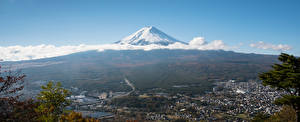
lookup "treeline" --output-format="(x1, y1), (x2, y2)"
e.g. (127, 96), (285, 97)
(0, 66), (99, 122)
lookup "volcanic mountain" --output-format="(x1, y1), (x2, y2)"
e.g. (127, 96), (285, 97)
(115, 26), (186, 46)
(0, 26), (279, 95)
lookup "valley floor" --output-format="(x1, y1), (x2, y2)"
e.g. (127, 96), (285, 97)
(67, 80), (284, 121)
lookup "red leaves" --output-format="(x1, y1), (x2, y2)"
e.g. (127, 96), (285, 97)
(0, 66), (25, 97)
(0, 65), (26, 120)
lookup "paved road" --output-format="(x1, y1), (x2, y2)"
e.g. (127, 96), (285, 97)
(113, 78), (135, 98)
(124, 78), (135, 91)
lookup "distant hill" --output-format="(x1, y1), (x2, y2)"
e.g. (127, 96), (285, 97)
(0, 49), (278, 95)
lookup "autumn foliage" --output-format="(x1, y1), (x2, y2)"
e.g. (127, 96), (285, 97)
(0, 65), (101, 121)
(0, 66), (27, 121)
(60, 111), (100, 122)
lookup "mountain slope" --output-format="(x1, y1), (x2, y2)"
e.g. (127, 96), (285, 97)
(0, 50), (278, 95)
(115, 26), (186, 45)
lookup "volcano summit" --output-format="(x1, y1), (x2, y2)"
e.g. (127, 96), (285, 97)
(115, 26), (186, 46)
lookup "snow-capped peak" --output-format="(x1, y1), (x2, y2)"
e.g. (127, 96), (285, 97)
(115, 26), (186, 46)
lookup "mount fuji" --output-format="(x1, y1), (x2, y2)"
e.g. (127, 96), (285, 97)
(115, 26), (187, 46)
(0, 26), (279, 96)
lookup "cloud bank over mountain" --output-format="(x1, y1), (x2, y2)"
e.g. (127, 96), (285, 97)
(0, 38), (228, 61)
(0, 39), (293, 61)
(250, 41), (292, 51)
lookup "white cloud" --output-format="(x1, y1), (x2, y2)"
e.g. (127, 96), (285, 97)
(0, 38), (228, 61)
(189, 37), (206, 46)
(250, 41), (291, 51)
(188, 37), (227, 50)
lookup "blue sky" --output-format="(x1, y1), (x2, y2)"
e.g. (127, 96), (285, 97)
(0, 0), (299, 56)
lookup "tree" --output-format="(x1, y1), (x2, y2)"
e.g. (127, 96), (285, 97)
(267, 105), (296, 122)
(35, 81), (71, 121)
(252, 112), (269, 122)
(60, 111), (100, 122)
(259, 53), (300, 121)
(0, 65), (26, 121)
(9, 99), (39, 121)
(252, 105), (296, 122)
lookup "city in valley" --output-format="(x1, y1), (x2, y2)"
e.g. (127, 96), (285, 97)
(67, 78), (285, 121)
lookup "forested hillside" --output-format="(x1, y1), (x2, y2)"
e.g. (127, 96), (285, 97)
(1, 50), (278, 94)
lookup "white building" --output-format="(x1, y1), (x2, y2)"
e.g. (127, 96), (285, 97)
(98, 92), (108, 99)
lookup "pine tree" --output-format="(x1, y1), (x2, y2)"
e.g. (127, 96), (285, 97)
(259, 53), (300, 122)
(35, 81), (71, 121)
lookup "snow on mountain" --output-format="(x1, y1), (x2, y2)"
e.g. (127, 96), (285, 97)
(115, 26), (187, 46)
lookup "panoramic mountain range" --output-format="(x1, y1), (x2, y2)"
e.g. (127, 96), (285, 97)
(0, 26), (279, 95)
